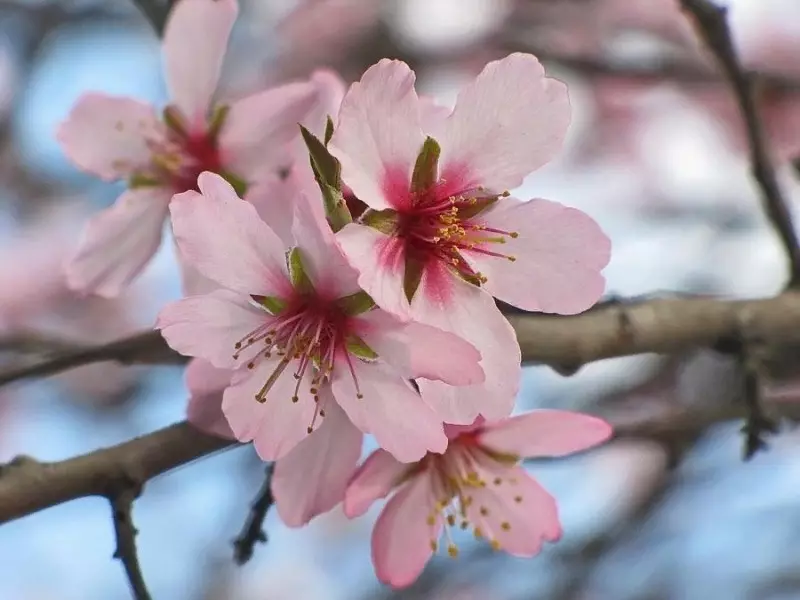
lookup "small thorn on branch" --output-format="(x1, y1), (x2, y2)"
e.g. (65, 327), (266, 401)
(737, 339), (778, 461)
(680, 0), (800, 288)
(109, 486), (151, 600)
(233, 464), (275, 566)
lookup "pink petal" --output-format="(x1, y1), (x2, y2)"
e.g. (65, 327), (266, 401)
(344, 449), (410, 518)
(372, 471), (441, 589)
(244, 170), (310, 248)
(185, 358), (234, 438)
(419, 95), (451, 139)
(178, 254), (220, 296)
(218, 80), (319, 181)
(477, 410), (612, 459)
(65, 187), (171, 297)
(328, 59), (424, 211)
(353, 310), (484, 386)
(332, 357), (447, 463)
(156, 288), (266, 369)
(438, 53), (570, 192)
(57, 93), (162, 181)
(466, 465), (561, 557)
(291, 181), (361, 299)
(272, 400), (363, 527)
(337, 224), (411, 319)
(468, 198), (610, 314)
(410, 262), (520, 423)
(162, 0), (238, 127)
(170, 173), (292, 296)
(222, 358), (317, 461)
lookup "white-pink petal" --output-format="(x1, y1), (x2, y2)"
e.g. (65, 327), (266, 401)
(354, 310), (484, 386)
(162, 0), (238, 127)
(438, 53), (570, 193)
(337, 224), (411, 320)
(185, 358), (234, 439)
(272, 399), (363, 527)
(218, 80), (319, 181)
(467, 198), (610, 314)
(156, 288), (266, 369)
(328, 59), (424, 211)
(65, 187), (171, 297)
(332, 358), (447, 463)
(343, 449), (410, 518)
(372, 472), (441, 589)
(170, 173), (292, 297)
(411, 262), (520, 424)
(478, 410), (612, 459)
(57, 93), (162, 181)
(222, 358), (317, 461)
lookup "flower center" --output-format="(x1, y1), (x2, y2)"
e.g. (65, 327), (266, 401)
(400, 187), (518, 286)
(232, 295), (365, 434)
(422, 435), (521, 558)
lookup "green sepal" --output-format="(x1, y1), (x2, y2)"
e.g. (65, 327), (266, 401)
(410, 136), (441, 193)
(300, 125), (352, 232)
(288, 247), (314, 294)
(163, 105), (188, 138)
(324, 115), (335, 146)
(219, 170), (248, 198)
(129, 173), (162, 189)
(206, 104), (230, 142)
(360, 208), (398, 235)
(335, 290), (375, 316)
(251, 294), (287, 315)
(403, 255), (425, 303)
(346, 335), (379, 360)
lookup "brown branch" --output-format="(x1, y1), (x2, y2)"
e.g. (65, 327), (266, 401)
(0, 421), (235, 523)
(5, 293), (800, 385)
(680, 0), (800, 286)
(110, 487), (151, 600)
(232, 464), (275, 566)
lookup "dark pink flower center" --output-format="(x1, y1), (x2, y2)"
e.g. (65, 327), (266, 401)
(419, 432), (521, 557)
(232, 294), (363, 433)
(397, 185), (518, 285)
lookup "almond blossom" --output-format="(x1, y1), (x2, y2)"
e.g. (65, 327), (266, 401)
(58, 0), (331, 297)
(344, 410), (613, 589)
(157, 172), (485, 463)
(184, 358), (363, 527)
(328, 54), (611, 423)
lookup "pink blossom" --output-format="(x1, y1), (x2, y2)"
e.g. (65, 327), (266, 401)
(58, 0), (336, 297)
(328, 54), (610, 423)
(184, 358), (363, 527)
(157, 172), (484, 463)
(344, 410), (613, 589)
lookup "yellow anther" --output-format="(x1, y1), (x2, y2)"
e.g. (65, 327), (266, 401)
(509, 231), (519, 238)
(460, 521), (469, 530)
(447, 544), (459, 558)
(493, 477), (502, 485)
(291, 396), (299, 403)
(356, 393), (364, 399)
(247, 362), (255, 369)
(507, 256), (517, 262)
(430, 540), (438, 552)
(234, 342), (242, 349)
(446, 515), (456, 527)
(501, 522), (511, 531)
(306, 426), (313, 434)
(480, 506), (489, 516)
(474, 527), (484, 539)
(426, 515), (436, 526)
(514, 495), (523, 503)
(490, 540), (501, 551)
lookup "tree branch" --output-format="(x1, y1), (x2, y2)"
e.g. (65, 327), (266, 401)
(4, 293), (800, 385)
(110, 487), (151, 600)
(232, 465), (275, 566)
(680, 0), (800, 286)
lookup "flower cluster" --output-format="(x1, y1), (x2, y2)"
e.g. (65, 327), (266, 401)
(61, 0), (614, 588)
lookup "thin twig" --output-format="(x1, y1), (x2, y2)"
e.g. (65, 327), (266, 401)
(110, 488), (151, 600)
(680, 0), (800, 286)
(233, 465), (276, 566)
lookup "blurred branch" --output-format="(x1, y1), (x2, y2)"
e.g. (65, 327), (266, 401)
(5, 293), (800, 384)
(232, 464), (275, 566)
(0, 421), (235, 523)
(131, 0), (173, 35)
(111, 487), (151, 600)
(680, 0), (800, 286)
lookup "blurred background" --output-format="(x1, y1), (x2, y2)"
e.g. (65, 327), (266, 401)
(1, 0), (800, 598)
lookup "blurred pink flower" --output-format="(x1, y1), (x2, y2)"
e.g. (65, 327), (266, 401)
(158, 172), (484, 462)
(58, 0), (335, 297)
(330, 54), (610, 423)
(345, 411), (613, 589)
